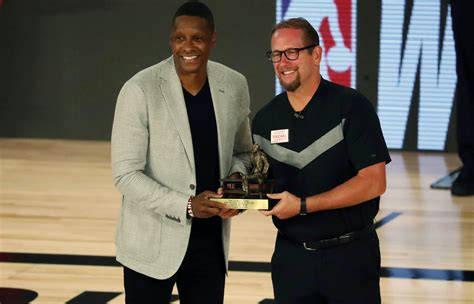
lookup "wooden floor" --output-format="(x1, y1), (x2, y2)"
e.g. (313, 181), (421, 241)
(0, 138), (473, 303)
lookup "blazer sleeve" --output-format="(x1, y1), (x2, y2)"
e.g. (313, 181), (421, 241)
(111, 80), (189, 224)
(229, 76), (252, 175)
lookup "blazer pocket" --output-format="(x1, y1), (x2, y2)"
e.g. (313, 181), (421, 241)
(119, 201), (162, 262)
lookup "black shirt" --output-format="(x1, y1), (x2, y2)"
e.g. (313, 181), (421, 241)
(252, 78), (391, 242)
(183, 79), (221, 238)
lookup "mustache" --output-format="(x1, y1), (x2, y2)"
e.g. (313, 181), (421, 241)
(278, 67), (298, 73)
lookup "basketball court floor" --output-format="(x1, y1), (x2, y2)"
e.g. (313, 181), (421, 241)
(0, 138), (472, 303)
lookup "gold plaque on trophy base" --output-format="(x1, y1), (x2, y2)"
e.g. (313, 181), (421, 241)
(213, 198), (269, 210)
(217, 177), (273, 210)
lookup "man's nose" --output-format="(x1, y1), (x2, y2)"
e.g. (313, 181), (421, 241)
(183, 38), (195, 49)
(279, 54), (293, 65)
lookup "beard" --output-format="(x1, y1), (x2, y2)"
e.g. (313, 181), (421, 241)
(278, 73), (301, 92)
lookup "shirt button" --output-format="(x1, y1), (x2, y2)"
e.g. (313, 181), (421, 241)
(189, 184), (195, 190)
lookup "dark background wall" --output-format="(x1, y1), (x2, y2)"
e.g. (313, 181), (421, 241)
(0, 0), (275, 140)
(0, 0), (457, 151)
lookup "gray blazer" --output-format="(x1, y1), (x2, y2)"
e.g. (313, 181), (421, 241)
(111, 56), (252, 279)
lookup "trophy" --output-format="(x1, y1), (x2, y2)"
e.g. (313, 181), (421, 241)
(214, 144), (274, 210)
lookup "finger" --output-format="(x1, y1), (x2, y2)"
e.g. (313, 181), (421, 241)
(260, 210), (272, 216)
(220, 209), (239, 218)
(223, 208), (238, 214)
(207, 193), (224, 200)
(194, 209), (210, 218)
(207, 200), (227, 210)
(203, 191), (221, 199)
(266, 193), (282, 199)
(229, 210), (240, 217)
(200, 190), (220, 200)
(203, 206), (221, 216)
(217, 187), (223, 195)
(219, 209), (232, 216)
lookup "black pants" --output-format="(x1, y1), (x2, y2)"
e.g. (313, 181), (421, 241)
(123, 223), (226, 304)
(451, 0), (474, 177)
(271, 231), (381, 304)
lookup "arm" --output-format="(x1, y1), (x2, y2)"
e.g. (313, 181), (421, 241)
(111, 81), (193, 223)
(263, 162), (387, 219)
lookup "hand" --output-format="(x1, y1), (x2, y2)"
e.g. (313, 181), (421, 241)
(228, 172), (242, 180)
(260, 191), (300, 220)
(216, 187), (240, 218)
(218, 208), (240, 219)
(191, 190), (226, 218)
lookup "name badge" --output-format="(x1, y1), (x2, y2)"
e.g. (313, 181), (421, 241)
(271, 129), (289, 144)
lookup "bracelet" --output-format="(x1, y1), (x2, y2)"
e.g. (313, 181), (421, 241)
(187, 196), (195, 218)
(299, 196), (307, 216)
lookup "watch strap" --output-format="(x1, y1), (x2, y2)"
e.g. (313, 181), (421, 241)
(300, 197), (307, 215)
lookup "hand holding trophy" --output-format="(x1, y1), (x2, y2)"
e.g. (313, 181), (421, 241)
(214, 144), (274, 210)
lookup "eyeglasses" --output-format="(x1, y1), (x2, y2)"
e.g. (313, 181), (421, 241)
(266, 44), (317, 63)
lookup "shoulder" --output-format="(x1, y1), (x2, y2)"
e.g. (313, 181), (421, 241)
(208, 60), (247, 83)
(323, 79), (375, 114)
(117, 58), (174, 104)
(325, 79), (365, 101)
(255, 93), (284, 116)
(125, 58), (171, 87)
(253, 93), (286, 127)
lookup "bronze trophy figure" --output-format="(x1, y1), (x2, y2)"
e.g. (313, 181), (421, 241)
(242, 143), (270, 198)
(214, 143), (274, 209)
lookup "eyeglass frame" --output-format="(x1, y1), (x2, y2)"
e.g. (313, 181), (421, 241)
(266, 44), (318, 63)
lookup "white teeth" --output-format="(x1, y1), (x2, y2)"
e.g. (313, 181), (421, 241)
(282, 70), (295, 75)
(183, 56), (198, 60)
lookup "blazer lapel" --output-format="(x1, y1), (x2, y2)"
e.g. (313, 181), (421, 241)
(208, 63), (229, 179)
(159, 57), (195, 168)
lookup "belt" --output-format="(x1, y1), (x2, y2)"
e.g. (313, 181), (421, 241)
(279, 221), (375, 251)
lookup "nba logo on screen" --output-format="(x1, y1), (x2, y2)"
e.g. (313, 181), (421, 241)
(276, 0), (356, 90)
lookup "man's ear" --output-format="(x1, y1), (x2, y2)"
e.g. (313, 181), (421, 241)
(211, 32), (217, 48)
(313, 46), (323, 66)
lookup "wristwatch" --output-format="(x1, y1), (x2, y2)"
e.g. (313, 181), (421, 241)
(299, 197), (307, 215)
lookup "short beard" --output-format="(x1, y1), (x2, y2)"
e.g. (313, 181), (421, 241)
(279, 74), (301, 92)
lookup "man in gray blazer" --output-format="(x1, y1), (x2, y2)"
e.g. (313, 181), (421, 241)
(111, 2), (252, 303)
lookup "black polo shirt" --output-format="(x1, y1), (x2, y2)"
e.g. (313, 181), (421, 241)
(252, 78), (391, 242)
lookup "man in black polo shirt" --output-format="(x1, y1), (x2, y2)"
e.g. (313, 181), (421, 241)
(253, 18), (391, 303)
